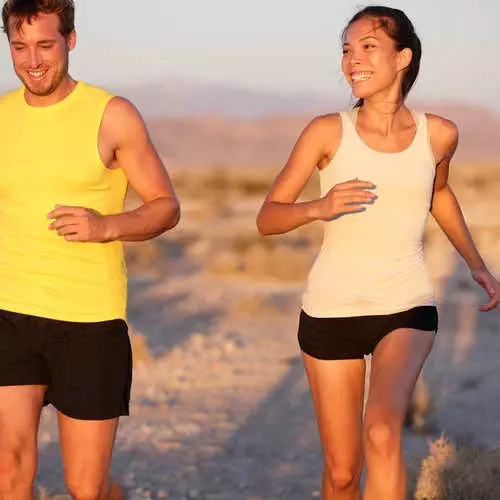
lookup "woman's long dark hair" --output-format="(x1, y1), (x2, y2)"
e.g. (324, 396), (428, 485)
(343, 6), (422, 107)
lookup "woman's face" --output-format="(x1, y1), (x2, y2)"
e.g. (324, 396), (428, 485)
(342, 17), (410, 101)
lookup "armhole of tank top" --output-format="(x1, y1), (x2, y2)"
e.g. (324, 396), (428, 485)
(96, 93), (117, 172)
(318, 112), (346, 173)
(420, 112), (438, 170)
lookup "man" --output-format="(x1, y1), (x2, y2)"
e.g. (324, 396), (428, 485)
(0, 1), (180, 498)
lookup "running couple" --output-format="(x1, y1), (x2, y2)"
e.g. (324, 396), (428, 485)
(0, 1), (499, 500)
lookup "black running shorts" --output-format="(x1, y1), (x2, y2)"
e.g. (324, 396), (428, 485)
(298, 306), (438, 360)
(0, 308), (132, 420)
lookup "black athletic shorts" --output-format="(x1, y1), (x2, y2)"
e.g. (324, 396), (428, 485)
(298, 305), (438, 360)
(0, 308), (132, 420)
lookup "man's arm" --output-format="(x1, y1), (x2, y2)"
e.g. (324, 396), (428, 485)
(103, 96), (180, 241)
(48, 97), (180, 242)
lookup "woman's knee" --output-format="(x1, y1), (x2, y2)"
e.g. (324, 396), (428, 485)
(364, 419), (400, 457)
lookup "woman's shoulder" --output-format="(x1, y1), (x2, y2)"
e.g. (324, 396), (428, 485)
(423, 113), (458, 142)
(301, 112), (346, 159)
(300, 112), (344, 144)
(421, 113), (459, 162)
(308, 111), (343, 129)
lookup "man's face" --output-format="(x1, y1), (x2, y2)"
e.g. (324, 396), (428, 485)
(8, 12), (75, 97)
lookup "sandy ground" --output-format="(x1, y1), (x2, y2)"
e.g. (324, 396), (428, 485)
(35, 165), (500, 499)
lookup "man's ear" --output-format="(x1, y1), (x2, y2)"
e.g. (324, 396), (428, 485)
(67, 29), (76, 51)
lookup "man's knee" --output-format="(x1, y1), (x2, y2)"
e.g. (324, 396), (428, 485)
(66, 478), (124, 500)
(0, 449), (35, 494)
(66, 481), (107, 500)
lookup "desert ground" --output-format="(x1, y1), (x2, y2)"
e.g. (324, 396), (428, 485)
(36, 162), (500, 499)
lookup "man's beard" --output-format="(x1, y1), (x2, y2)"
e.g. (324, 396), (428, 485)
(19, 61), (69, 97)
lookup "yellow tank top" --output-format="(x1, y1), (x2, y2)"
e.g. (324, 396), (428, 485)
(0, 82), (128, 322)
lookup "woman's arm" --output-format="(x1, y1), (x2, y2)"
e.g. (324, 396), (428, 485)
(257, 114), (376, 236)
(429, 115), (499, 311)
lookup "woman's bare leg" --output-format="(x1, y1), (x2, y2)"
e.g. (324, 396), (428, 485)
(302, 352), (366, 499)
(363, 329), (435, 500)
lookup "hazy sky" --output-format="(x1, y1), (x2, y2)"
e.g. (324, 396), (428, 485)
(1, 0), (498, 111)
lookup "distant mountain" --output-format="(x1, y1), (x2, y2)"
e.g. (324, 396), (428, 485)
(113, 78), (341, 119)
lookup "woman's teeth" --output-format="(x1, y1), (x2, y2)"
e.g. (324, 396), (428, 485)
(352, 72), (372, 82)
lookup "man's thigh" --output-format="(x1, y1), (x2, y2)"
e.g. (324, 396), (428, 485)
(58, 413), (119, 495)
(0, 385), (46, 490)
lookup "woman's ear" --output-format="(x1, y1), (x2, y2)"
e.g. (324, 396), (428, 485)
(398, 47), (413, 72)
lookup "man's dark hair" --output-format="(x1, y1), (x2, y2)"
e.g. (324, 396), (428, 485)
(2, 0), (75, 38)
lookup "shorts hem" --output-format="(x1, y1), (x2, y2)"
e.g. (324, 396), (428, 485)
(300, 348), (365, 361)
(48, 398), (130, 421)
(0, 379), (49, 387)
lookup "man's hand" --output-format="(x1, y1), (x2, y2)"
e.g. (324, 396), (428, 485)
(48, 205), (113, 243)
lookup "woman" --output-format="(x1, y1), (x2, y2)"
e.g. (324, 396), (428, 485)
(257, 6), (499, 500)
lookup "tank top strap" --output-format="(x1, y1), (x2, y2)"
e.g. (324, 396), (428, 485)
(339, 109), (360, 144)
(410, 110), (436, 165)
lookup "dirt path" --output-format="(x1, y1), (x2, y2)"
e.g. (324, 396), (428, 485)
(36, 253), (500, 499)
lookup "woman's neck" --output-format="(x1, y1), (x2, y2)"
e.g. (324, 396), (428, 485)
(357, 98), (411, 136)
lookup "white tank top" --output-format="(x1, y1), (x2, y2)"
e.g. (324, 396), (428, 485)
(302, 108), (437, 318)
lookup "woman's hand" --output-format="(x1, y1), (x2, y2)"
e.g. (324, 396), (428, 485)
(314, 178), (377, 221)
(471, 269), (500, 311)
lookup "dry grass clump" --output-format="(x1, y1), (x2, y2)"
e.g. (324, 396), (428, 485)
(170, 165), (277, 200)
(449, 164), (500, 198)
(241, 241), (313, 282)
(170, 163), (320, 201)
(207, 234), (314, 282)
(413, 436), (500, 499)
(124, 240), (164, 277)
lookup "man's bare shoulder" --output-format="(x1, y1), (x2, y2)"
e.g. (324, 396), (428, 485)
(104, 96), (143, 123)
(100, 96), (149, 147)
